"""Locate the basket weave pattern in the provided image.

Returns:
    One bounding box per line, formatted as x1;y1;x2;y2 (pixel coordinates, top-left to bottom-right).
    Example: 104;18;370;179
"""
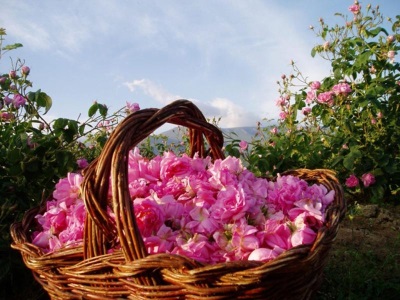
11;100;345;299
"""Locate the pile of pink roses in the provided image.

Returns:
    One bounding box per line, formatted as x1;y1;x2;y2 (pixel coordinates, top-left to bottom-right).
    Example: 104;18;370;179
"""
32;148;335;263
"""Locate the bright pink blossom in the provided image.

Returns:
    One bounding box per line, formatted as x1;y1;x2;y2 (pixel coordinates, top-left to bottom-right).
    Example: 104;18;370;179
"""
270;127;278;135
239;140;248;151
21;65;30;76
76;158;89;169
361;173;376;187
12;94;26;109
349;4;361;14
134;198;165;237
345;174;359;188
306;90;316;104
317;91;334;106
331;82;352;96
126;102;140;114
302;107;312;115
279;111;288;120
310;81;321;90
32;147;335;262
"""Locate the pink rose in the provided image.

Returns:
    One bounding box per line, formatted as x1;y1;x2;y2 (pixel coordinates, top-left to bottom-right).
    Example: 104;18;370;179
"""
349;4;361;14
239;140;248;151
279;111;288;120
76;158;89;169
317;91;334;106
361;173;376;187
270;127;278;135
302;107;312;115
310;81;321;90
275;96;287;107
387;35;395;43
331;82;352;96
212;185;248;222
12;94;26;109
134;198;165;237
248;246;284;262
345;174;359;188
306;90;317;104
21;65;30;76
9;70;16;79
126;101;140;114
53;173;84;206
160;152;193;180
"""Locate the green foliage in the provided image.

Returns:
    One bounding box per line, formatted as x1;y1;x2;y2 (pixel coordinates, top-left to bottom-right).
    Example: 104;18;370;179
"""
227;4;400;204
0;28;126;297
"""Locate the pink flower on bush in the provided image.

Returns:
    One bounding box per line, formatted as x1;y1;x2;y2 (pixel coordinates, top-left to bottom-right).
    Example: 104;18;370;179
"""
76;158;89;169
126;102;140;114
239;140;248;151
388;50;395;63
306;90;317;104
0;112;14;121
279;111;288;120
345;174;359;188
317;91;334;106
361;173;376;187
331;82;352;96
349;4;361;14
302;107;312;115
4;95;12;105
387;35;395;43
310;81;321;90
9;70;16;79
275;96;288;107
270;127;278;135
21;65;30;76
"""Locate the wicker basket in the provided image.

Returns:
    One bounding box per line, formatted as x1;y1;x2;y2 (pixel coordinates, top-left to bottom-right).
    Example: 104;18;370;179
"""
11;100;345;299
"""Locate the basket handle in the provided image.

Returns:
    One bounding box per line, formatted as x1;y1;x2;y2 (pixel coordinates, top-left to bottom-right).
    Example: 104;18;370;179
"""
81;100;225;262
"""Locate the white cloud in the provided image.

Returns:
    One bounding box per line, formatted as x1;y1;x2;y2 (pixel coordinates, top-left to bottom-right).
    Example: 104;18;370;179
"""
199;98;261;128
124;79;181;104
124;78;260;128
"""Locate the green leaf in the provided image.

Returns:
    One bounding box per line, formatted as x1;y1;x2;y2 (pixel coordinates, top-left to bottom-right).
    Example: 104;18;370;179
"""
53;118;68;130
354;51;371;68
68;120;79;135
311;47;317;58
366;27;389;38
98;104;108;117
7;149;23;163
2;43;23;51
36;92;52;114
88;102;99;117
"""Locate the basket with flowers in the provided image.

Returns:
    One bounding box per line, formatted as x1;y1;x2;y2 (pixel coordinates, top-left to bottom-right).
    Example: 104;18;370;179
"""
11;100;345;299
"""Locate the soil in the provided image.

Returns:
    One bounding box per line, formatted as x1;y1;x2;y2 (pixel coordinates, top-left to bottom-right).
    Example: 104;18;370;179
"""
332;204;400;259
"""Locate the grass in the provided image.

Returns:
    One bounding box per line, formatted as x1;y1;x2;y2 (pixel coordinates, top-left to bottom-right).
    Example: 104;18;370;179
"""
316;214;400;299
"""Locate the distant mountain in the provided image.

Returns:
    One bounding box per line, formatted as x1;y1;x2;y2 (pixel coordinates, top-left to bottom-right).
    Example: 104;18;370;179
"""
154;124;276;146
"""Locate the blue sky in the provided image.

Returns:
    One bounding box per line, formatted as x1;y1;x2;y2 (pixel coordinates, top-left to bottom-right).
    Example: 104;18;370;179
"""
1;0;398;128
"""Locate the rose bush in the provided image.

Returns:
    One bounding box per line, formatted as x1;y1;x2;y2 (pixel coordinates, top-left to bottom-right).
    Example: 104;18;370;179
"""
226;1;400;203
0;28;132;294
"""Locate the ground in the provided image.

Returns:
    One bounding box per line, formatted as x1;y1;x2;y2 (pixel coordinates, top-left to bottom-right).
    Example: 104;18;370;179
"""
333;203;400;259
316;203;400;299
